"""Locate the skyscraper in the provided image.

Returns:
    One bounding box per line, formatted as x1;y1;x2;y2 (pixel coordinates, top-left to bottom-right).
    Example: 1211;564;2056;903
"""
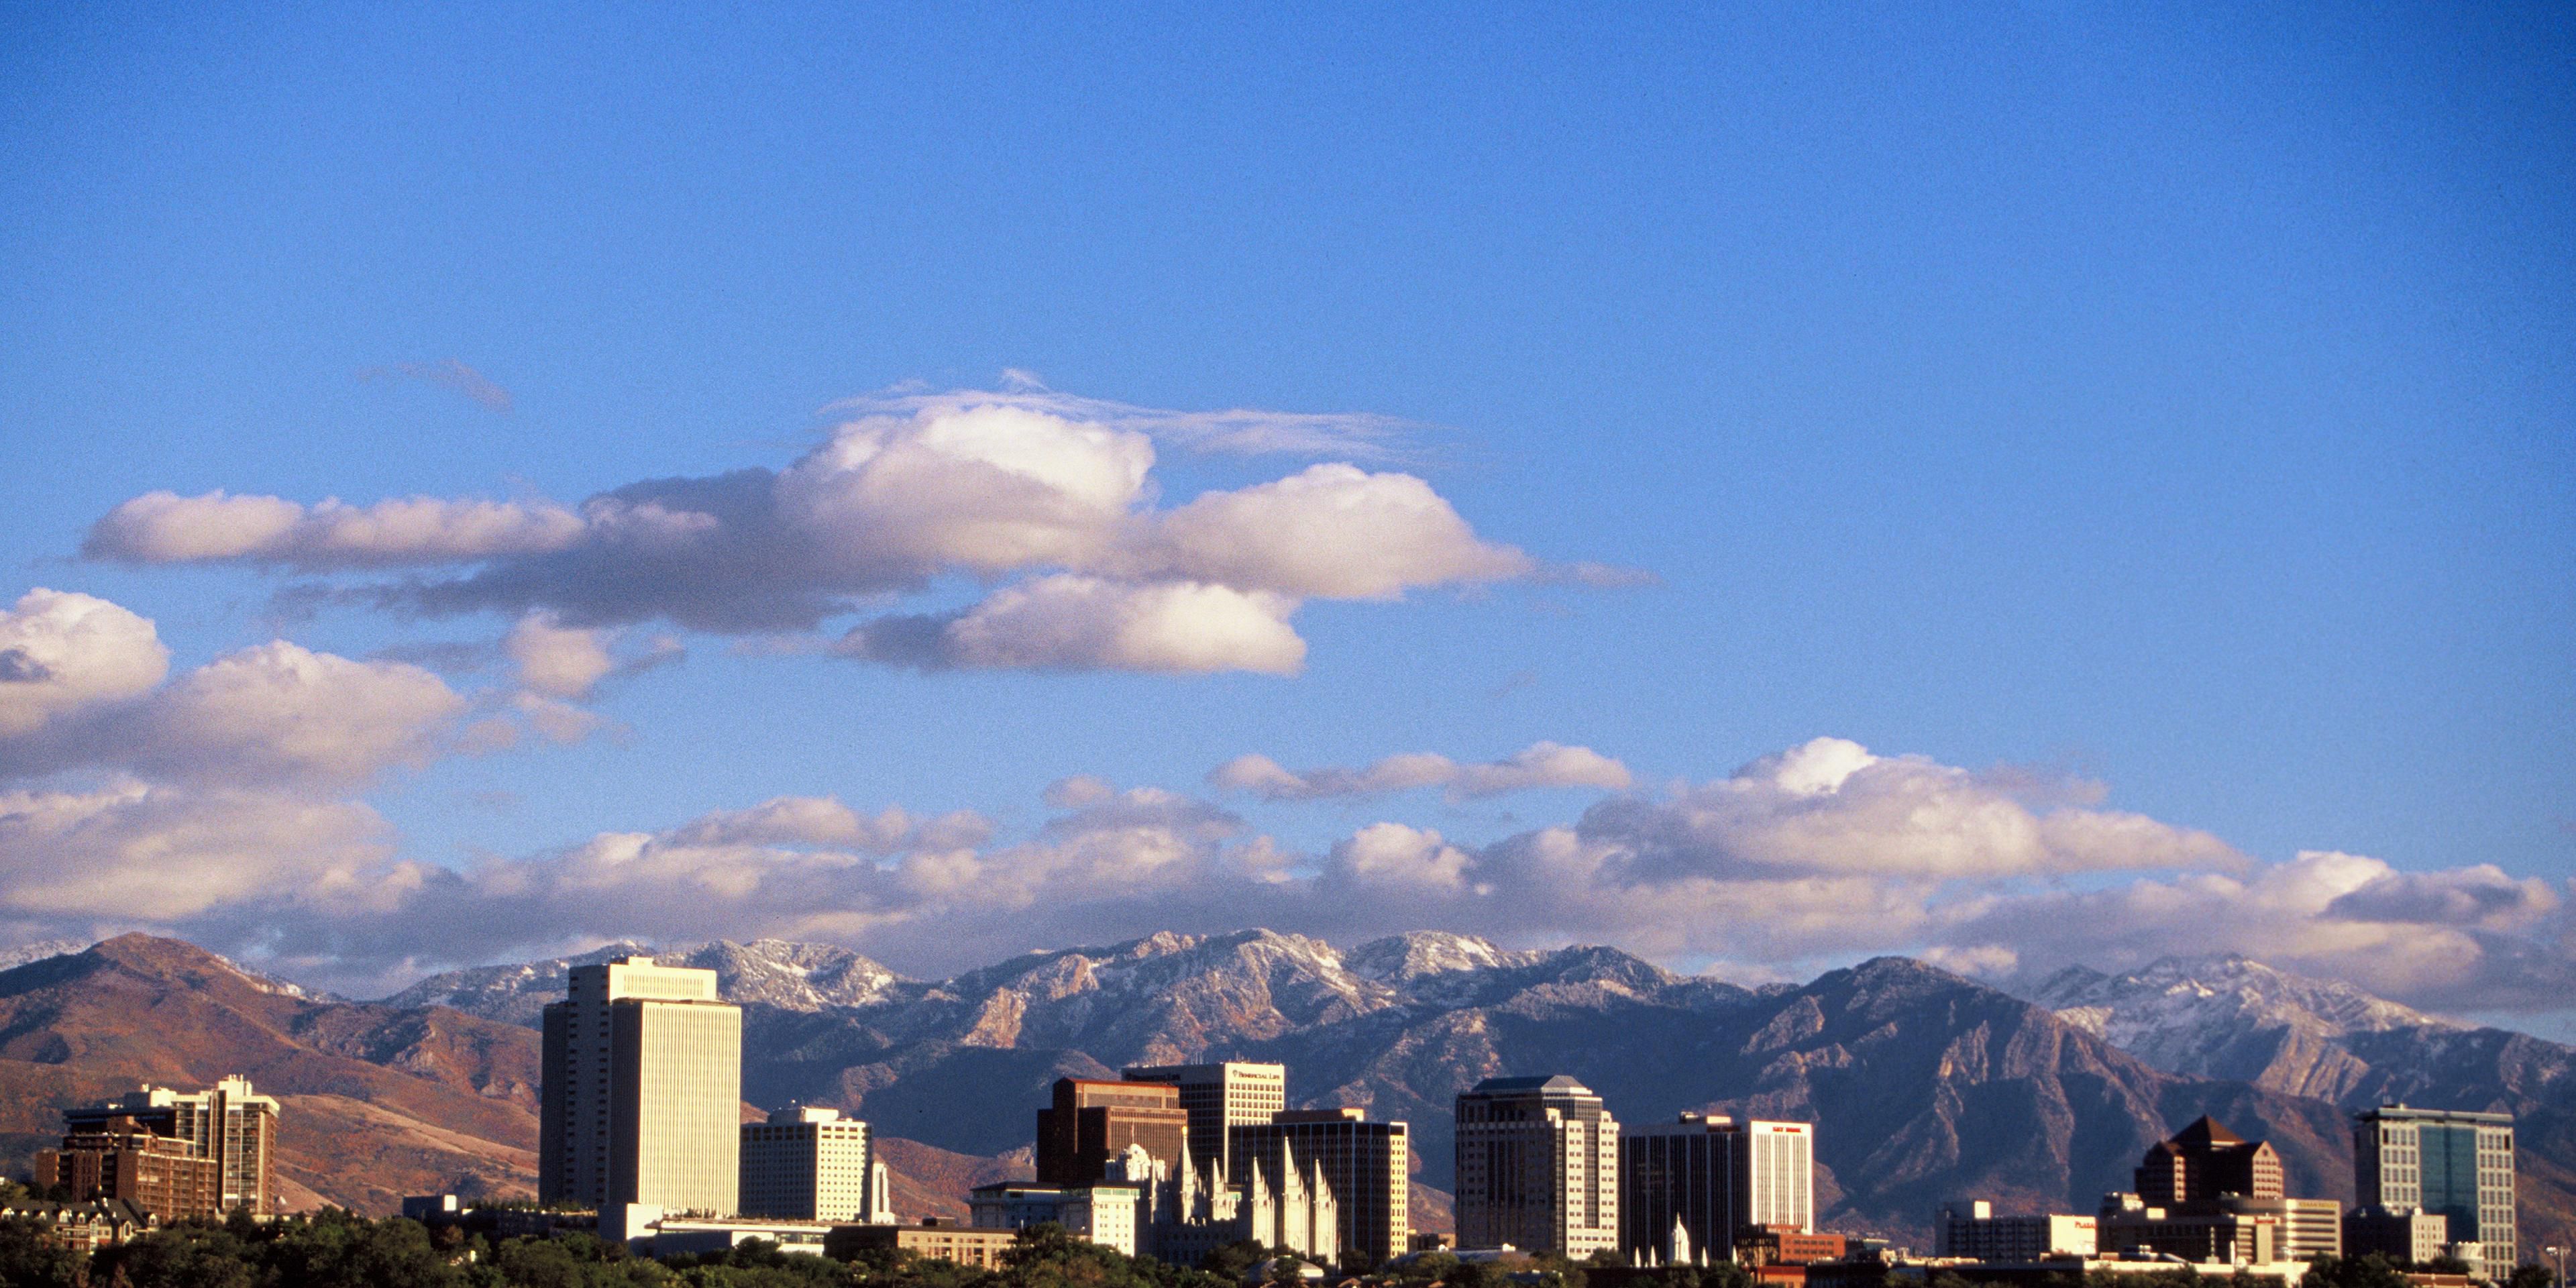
1454;1075;1619;1256
1036;1078;1190;1185
540;955;742;1215
65;1076;280;1215
1619;1113;1815;1263
2354;1106;2514;1276
1123;1061;1287;1176
1232;1108;1411;1263
741;1106;879;1223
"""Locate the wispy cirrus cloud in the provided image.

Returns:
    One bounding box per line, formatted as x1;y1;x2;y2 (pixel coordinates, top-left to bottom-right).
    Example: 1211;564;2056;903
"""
358;359;513;413
1211;741;1633;802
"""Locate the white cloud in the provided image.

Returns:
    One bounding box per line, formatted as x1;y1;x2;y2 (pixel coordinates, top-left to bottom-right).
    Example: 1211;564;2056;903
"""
0;590;169;737
843;576;1307;676
506;614;619;700
1328;822;1476;891
0;592;500;793
1578;735;2241;881
667;795;990;853
119;642;467;790
1136;464;1531;600
85;491;582;566
15;722;2564;1026
1212;741;1632;802
824;380;1417;460
85;386;1568;673
0;781;393;922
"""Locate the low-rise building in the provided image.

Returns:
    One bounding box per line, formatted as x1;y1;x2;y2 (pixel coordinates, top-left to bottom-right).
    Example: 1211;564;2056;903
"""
969;1181;1142;1257
2100;1191;2278;1265
602;1203;832;1256
1935;1201;2096;1260
2345;1207;2449;1265
0;1198;157;1251
1809;1253;2308;1288
827;1218;1022;1268
400;1195;597;1240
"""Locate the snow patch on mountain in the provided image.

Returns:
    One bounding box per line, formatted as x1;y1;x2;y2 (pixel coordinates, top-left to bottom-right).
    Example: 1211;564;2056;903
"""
2015;953;2460;1101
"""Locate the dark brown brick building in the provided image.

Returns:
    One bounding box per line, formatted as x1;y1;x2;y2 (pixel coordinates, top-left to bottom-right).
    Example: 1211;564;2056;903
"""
1034;1077;1189;1185
35;1116;223;1220
2135;1115;2284;1203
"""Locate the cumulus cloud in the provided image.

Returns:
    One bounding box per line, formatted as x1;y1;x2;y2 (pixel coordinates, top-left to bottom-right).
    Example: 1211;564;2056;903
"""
0;591;554;793
1327;822;1478;891
119;643;466;789
0;781;394;923
667;795;991;853
1133;464;1533;599
841;576;1307;676
1938;850;2576;1014
1212;741;1632;802
86;492;584;567
506;614;618;700
85;387;1546;674
1577;737;2241;881
0;590;170;738
13;724;2567;1026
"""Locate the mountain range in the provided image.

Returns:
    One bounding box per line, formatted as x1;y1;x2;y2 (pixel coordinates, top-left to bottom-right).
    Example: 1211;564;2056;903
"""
3;930;2570;1253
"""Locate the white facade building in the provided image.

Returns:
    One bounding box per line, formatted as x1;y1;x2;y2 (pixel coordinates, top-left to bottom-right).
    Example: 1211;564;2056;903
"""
969;1181;1142;1257
540;956;742;1216
741;1106;885;1223
1936;1200;2098;1260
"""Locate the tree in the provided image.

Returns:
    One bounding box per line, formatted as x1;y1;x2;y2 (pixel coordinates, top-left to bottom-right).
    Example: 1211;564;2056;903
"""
2505;1266;2554;1288
97;1224;257;1288
1202;1241;1271;1281
0;1215;90;1288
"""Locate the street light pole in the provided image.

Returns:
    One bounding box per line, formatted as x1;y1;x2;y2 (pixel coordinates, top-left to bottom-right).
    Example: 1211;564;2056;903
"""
2545;1244;2565;1288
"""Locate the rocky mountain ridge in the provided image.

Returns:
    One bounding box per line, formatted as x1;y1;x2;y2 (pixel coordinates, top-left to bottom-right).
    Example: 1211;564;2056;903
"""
7;931;2573;1250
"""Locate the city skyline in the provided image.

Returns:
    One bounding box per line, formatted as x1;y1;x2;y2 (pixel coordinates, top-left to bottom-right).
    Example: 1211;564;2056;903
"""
0;5;2569;1040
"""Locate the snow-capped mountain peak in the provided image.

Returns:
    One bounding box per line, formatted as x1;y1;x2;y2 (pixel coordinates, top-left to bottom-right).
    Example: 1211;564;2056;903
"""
2015;953;2464;1103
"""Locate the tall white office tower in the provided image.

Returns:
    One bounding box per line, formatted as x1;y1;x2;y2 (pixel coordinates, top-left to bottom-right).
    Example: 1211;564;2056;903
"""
1619;1113;1815;1264
540;955;742;1216
1454;1075;1619;1256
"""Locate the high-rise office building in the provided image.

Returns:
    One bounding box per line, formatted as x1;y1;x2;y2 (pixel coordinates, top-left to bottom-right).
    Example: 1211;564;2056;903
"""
66;1077;280;1214
1036;1078;1190;1185
2137;1117;2283;1203
1454;1075;1618;1256
2354;1106;2514;1276
1232;1108;1411;1263
741;1106;883;1223
540;955;742;1215
1619;1113;1815;1263
1123;1062;1287;1176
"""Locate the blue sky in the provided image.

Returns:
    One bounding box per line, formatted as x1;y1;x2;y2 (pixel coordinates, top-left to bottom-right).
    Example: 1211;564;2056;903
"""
1;4;2569;1016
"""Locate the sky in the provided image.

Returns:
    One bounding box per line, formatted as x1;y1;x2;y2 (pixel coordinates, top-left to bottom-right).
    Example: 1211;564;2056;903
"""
1;4;2571;1029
